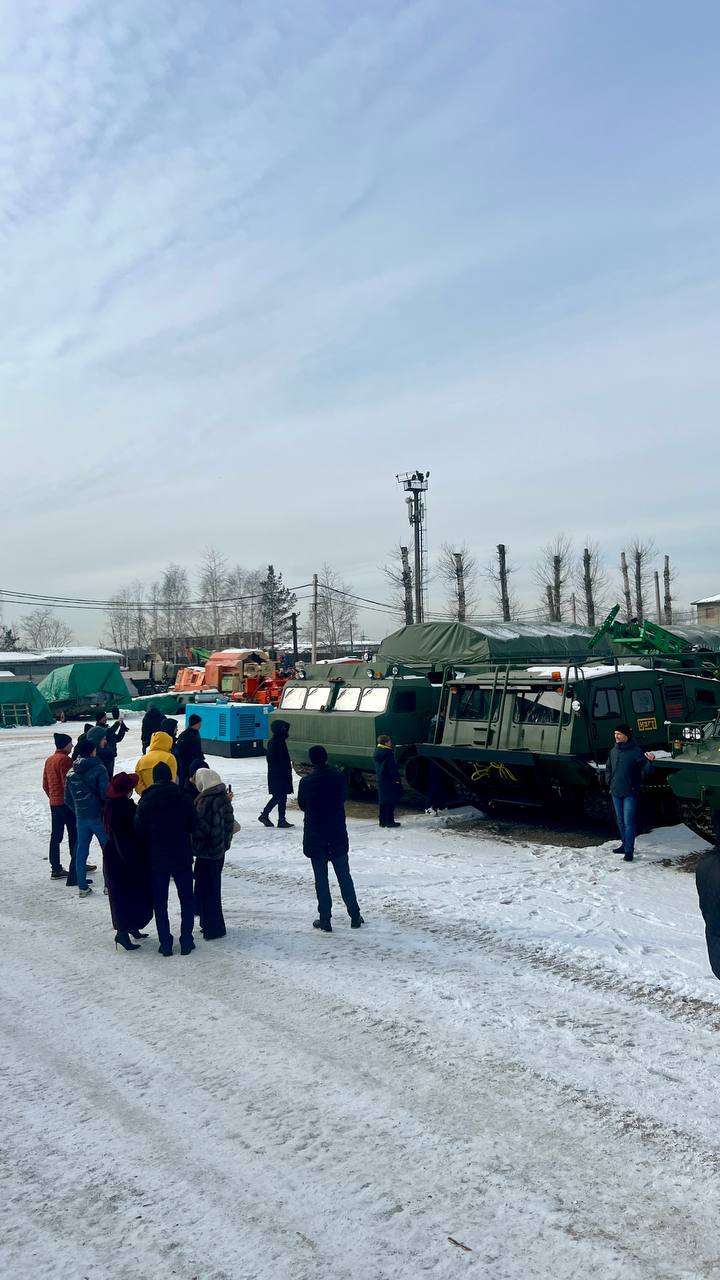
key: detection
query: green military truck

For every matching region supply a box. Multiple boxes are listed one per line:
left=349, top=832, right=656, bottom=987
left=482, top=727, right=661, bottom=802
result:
left=411, top=660, right=720, bottom=825
left=663, top=716, right=720, bottom=842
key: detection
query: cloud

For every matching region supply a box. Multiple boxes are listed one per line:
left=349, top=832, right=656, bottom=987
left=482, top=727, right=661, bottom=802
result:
left=1, top=0, right=720, bottom=639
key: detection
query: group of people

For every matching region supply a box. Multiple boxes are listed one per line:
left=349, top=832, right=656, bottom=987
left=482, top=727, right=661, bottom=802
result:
left=41, top=709, right=369, bottom=953
left=43, top=709, right=238, bottom=955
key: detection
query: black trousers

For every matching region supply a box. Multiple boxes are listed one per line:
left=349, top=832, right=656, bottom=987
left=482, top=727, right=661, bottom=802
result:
left=152, top=863, right=195, bottom=947
left=261, top=793, right=287, bottom=822
left=194, top=857, right=226, bottom=939
left=706, top=929, right=720, bottom=981
left=49, top=804, right=76, bottom=872
left=311, top=854, right=360, bottom=924
left=378, top=803, right=396, bottom=827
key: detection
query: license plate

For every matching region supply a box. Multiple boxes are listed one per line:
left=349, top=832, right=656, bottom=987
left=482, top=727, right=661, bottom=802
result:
left=637, top=716, right=657, bottom=732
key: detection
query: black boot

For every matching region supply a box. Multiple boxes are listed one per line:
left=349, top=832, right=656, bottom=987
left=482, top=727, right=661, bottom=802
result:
left=115, top=931, right=140, bottom=951
left=180, top=938, right=196, bottom=955
left=258, top=813, right=274, bottom=827
left=130, top=931, right=149, bottom=939
left=351, top=915, right=365, bottom=928
left=158, top=937, right=174, bottom=956
left=313, top=919, right=332, bottom=932
left=51, top=867, right=69, bottom=879
left=277, top=819, right=294, bottom=828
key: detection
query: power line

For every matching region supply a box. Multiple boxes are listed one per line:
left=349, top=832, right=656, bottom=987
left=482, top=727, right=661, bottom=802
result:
left=0, top=584, right=313, bottom=611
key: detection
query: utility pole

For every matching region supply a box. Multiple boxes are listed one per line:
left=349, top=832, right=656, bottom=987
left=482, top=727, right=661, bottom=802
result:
left=653, top=571, right=662, bottom=623
left=620, top=551, right=632, bottom=619
left=291, top=612, right=298, bottom=664
left=397, top=471, right=429, bottom=623
left=663, top=555, right=673, bottom=625
left=311, top=573, right=318, bottom=664
left=497, top=544, right=511, bottom=622
left=400, top=545, right=414, bottom=624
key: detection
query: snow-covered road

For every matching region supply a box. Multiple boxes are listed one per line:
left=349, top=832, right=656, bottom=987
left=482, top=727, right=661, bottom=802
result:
left=2, top=723, right=719, bottom=1279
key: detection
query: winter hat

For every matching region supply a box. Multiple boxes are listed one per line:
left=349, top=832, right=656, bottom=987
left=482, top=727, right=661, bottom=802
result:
left=271, top=719, right=290, bottom=735
left=87, top=726, right=107, bottom=746
left=54, top=732, right=72, bottom=750
left=309, top=744, right=328, bottom=766
left=615, top=723, right=632, bottom=738
left=188, top=757, right=209, bottom=779
left=194, top=768, right=223, bottom=793
left=107, top=771, right=138, bottom=799
left=96, top=711, right=108, bottom=725
left=160, top=717, right=178, bottom=738
left=152, top=761, right=173, bottom=784
left=188, top=714, right=202, bottom=728
left=77, top=739, right=96, bottom=758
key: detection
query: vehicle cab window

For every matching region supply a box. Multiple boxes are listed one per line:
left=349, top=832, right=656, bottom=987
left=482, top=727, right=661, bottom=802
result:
left=592, top=688, right=621, bottom=719
left=631, top=689, right=655, bottom=714
left=281, top=686, right=306, bottom=709
left=334, top=687, right=361, bottom=711
left=512, top=688, right=569, bottom=726
left=452, top=687, right=500, bottom=722
left=305, top=686, right=331, bottom=710
left=358, top=687, right=390, bottom=713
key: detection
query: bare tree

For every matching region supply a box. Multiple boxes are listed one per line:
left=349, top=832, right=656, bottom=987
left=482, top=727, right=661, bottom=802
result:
left=158, top=563, right=191, bottom=660
left=102, top=589, right=133, bottom=657
left=620, top=538, right=657, bottom=623
left=317, top=563, right=359, bottom=652
left=383, top=544, right=414, bottom=624
left=485, top=543, right=518, bottom=620
left=574, top=542, right=608, bottom=628
left=197, top=546, right=229, bottom=640
left=437, top=543, right=478, bottom=621
left=535, top=535, right=573, bottom=622
left=19, top=607, right=74, bottom=649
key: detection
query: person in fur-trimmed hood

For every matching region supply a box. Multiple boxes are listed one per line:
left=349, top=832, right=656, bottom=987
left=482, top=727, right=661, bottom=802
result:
left=192, top=768, right=236, bottom=940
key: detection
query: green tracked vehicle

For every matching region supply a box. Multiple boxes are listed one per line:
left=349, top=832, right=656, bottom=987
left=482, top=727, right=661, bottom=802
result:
left=273, top=612, right=720, bottom=833
left=410, top=659, right=720, bottom=827
left=273, top=620, right=612, bottom=794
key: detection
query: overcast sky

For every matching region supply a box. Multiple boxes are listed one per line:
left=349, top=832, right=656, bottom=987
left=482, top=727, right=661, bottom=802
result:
left=2, top=0, right=719, bottom=643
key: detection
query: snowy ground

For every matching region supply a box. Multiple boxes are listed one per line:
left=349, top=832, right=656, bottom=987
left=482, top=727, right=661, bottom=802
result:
left=2, top=722, right=720, bottom=1279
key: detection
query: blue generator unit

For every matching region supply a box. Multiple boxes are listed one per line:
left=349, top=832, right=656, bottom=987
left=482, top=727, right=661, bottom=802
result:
left=187, top=702, right=271, bottom=758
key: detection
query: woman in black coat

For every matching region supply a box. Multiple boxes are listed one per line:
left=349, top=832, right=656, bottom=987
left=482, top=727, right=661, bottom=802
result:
left=102, top=771, right=153, bottom=951
left=258, top=719, right=294, bottom=828
left=192, top=768, right=236, bottom=940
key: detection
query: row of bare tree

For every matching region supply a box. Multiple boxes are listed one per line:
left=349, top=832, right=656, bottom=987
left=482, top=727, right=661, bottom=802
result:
left=384, top=537, right=677, bottom=628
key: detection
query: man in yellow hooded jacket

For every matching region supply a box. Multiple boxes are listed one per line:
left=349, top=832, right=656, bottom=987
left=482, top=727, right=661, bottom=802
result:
left=135, top=731, right=178, bottom=795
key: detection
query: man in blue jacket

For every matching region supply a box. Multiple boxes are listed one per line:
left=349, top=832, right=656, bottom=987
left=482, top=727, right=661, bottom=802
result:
left=605, top=724, right=655, bottom=862
left=64, top=739, right=109, bottom=896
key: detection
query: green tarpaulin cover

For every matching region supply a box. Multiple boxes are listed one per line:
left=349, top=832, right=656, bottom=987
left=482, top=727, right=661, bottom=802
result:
left=38, top=662, right=128, bottom=707
left=0, top=679, right=55, bottom=726
left=377, top=621, right=610, bottom=667
left=119, top=693, right=187, bottom=715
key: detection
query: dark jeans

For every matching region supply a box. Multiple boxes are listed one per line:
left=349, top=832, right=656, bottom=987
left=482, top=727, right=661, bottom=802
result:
left=612, top=794, right=638, bottom=854
left=194, top=857, right=226, bottom=939
left=49, top=804, right=76, bottom=872
left=378, top=803, right=396, bottom=827
left=152, top=863, right=195, bottom=947
left=311, top=854, right=360, bottom=925
left=261, top=793, right=287, bottom=822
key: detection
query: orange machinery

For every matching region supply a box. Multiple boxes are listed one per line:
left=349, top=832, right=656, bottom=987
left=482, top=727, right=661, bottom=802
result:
left=173, top=649, right=293, bottom=705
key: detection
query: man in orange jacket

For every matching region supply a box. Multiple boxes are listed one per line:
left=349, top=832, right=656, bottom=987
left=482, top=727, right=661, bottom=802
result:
left=42, top=733, right=77, bottom=880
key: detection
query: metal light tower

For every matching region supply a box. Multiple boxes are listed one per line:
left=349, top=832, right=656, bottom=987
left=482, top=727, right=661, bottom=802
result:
left=397, top=470, right=429, bottom=623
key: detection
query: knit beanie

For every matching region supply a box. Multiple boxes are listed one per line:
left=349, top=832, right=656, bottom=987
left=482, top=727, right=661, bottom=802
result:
left=54, top=733, right=72, bottom=750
